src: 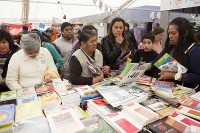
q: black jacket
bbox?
[42,32,52,43]
[101,36,122,70]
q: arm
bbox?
[181,47,200,83]
[6,54,23,90]
[101,38,122,65]
[69,56,93,85]
[44,43,64,69]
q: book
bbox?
[75,85,97,96]
[0,124,13,133]
[17,87,36,97]
[140,99,168,111]
[115,50,131,66]
[145,120,181,133]
[191,92,200,102]
[135,75,154,86]
[105,112,143,133]
[154,81,174,92]
[0,104,15,126]
[154,53,187,73]
[17,94,38,105]
[0,90,16,102]
[35,82,54,94]
[179,97,200,111]
[0,99,16,106]
[176,105,200,120]
[86,61,101,75]
[118,63,151,86]
[46,109,85,133]
[15,100,43,122]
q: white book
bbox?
[17,87,36,97]
[46,109,85,133]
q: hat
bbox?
[46,28,54,33]
[20,33,41,51]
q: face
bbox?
[62,26,74,40]
[142,39,153,52]
[112,21,124,37]
[0,39,10,54]
[83,36,97,53]
[46,32,53,38]
[168,25,179,45]
[155,33,164,42]
[24,49,40,58]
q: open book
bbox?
[115,50,131,66]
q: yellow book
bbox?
[15,100,43,122]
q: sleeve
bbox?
[6,53,23,90]
[44,48,60,79]
[69,56,93,85]
[45,43,64,69]
[132,51,140,63]
[181,47,200,83]
[101,38,122,65]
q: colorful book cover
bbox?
[17,94,38,105]
[180,98,200,111]
[86,62,101,75]
[55,85,77,96]
[35,82,54,94]
[146,120,181,133]
[0,104,15,126]
[0,90,16,101]
[76,85,97,96]
[154,81,174,92]
[135,75,153,85]
[154,53,187,73]
[38,91,60,106]
[176,105,200,120]
[17,87,36,97]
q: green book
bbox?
[120,63,135,77]
[0,90,16,102]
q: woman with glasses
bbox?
[6,33,60,90]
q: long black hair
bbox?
[163,17,195,68]
[0,29,15,49]
[108,17,127,48]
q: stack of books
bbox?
[135,75,156,86]
[54,85,80,106]
[97,85,148,107]
[0,90,17,105]
[86,99,120,118]
[75,85,102,101]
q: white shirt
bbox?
[6,47,58,90]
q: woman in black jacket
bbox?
[101,17,128,70]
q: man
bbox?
[42,28,54,43]
[1,23,10,32]
[125,23,138,51]
[53,22,78,79]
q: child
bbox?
[132,32,159,77]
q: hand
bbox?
[93,71,104,84]
[158,71,176,81]
[44,75,52,83]
[102,66,110,74]
[115,35,124,44]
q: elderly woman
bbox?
[6,33,60,90]
[69,30,110,85]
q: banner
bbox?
[9,23,32,35]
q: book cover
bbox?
[17,94,38,105]
[176,105,200,120]
[154,81,174,92]
[154,53,187,73]
[191,92,200,102]
[46,109,85,133]
[0,90,16,101]
[146,120,181,133]
[135,75,153,85]
[115,50,131,66]
[17,87,36,97]
[76,85,97,96]
[0,104,15,126]
[35,82,54,94]
[86,61,101,75]
[55,85,77,96]
[38,91,61,107]
[15,100,43,122]
[179,98,200,111]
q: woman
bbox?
[69,30,110,85]
[101,17,128,70]
[0,29,20,92]
[6,33,60,90]
[152,27,164,54]
[157,17,200,91]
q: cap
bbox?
[46,28,54,33]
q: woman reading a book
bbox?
[6,33,60,90]
[69,30,110,85]
[157,17,200,91]
[101,17,129,70]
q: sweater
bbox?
[6,47,59,90]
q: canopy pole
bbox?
[22,0,29,24]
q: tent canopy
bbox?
[0,0,161,23]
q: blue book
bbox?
[0,104,15,126]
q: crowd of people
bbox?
[1,16,200,92]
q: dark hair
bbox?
[61,22,73,32]
[164,17,195,68]
[141,32,155,43]
[152,27,164,35]
[82,25,96,31]
[22,25,28,31]
[78,30,96,43]
[0,29,15,49]
[108,17,127,48]
[125,22,130,30]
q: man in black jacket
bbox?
[42,28,54,43]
